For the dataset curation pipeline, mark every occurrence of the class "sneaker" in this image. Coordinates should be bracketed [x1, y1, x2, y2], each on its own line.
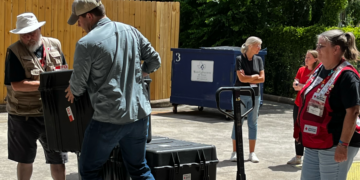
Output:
[249, 152, 259, 163]
[287, 156, 302, 165]
[230, 152, 237, 162]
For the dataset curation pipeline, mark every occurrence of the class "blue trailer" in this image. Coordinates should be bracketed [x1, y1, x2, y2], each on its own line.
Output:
[170, 46, 267, 116]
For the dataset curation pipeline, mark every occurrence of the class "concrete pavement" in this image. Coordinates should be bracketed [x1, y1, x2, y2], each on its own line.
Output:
[0, 100, 359, 180]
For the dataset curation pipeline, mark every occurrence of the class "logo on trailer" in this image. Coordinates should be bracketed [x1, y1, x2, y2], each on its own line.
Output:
[197, 62, 206, 70]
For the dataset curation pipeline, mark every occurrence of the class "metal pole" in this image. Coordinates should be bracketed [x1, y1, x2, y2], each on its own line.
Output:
[233, 92, 246, 180]
[215, 87, 254, 180]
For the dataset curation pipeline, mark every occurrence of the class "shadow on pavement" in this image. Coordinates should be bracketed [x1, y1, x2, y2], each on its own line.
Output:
[152, 100, 293, 124]
[258, 102, 292, 116]
[268, 164, 302, 172]
[217, 160, 237, 168]
[216, 159, 253, 168]
[66, 173, 80, 180]
[154, 107, 232, 124]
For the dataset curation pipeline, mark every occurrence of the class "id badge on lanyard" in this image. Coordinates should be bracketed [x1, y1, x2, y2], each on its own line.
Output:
[307, 92, 326, 117]
[305, 75, 325, 117]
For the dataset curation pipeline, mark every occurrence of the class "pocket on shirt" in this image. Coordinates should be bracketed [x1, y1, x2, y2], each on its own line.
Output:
[49, 51, 62, 65]
[21, 56, 41, 80]
[21, 56, 36, 69]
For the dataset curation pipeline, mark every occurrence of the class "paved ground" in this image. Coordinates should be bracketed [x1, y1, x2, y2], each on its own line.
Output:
[0, 100, 359, 180]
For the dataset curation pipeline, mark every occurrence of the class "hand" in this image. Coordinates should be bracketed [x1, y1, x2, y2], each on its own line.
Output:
[295, 137, 299, 142]
[65, 85, 74, 104]
[293, 81, 298, 86]
[142, 72, 149, 77]
[334, 145, 348, 162]
[293, 81, 298, 89]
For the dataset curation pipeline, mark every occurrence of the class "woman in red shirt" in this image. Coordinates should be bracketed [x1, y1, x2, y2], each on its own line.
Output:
[287, 50, 320, 165]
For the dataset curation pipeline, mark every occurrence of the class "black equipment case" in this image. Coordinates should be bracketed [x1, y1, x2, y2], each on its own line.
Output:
[39, 70, 93, 152]
[100, 136, 169, 180]
[39, 71, 153, 152]
[145, 138, 219, 180]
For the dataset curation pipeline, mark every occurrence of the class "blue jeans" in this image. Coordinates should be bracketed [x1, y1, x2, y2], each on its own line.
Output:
[301, 146, 359, 180]
[231, 95, 261, 140]
[79, 116, 154, 180]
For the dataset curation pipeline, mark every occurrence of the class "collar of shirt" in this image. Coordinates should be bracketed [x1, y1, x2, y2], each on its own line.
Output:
[91, 17, 111, 31]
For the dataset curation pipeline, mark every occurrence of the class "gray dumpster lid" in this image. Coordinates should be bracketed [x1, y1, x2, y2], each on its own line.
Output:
[200, 46, 267, 53]
[200, 46, 242, 51]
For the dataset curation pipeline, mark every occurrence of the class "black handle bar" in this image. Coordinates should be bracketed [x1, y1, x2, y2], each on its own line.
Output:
[215, 87, 255, 120]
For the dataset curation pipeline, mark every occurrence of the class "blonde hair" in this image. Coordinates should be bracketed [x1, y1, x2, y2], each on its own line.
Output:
[306, 50, 320, 76]
[240, 36, 262, 54]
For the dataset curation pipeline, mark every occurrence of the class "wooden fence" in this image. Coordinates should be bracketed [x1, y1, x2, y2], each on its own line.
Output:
[0, 0, 180, 104]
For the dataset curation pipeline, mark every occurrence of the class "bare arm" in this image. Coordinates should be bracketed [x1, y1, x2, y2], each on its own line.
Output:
[249, 70, 265, 84]
[237, 70, 259, 83]
[334, 105, 359, 162]
[11, 80, 40, 92]
[340, 105, 359, 143]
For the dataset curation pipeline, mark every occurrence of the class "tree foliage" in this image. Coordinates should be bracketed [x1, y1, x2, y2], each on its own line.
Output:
[176, 0, 355, 97]
[342, 0, 360, 26]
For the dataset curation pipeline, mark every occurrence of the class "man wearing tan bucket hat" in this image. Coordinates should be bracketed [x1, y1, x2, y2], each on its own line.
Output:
[4, 12, 68, 180]
[65, 0, 161, 179]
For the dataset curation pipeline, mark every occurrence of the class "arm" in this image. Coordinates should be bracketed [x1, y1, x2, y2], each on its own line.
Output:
[5, 50, 39, 92]
[12, 80, 40, 92]
[335, 105, 359, 162]
[66, 42, 91, 103]
[341, 106, 359, 143]
[243, 56, 265, 84]
[249, 70, 265, 84]
[236, 70, 259, 83]
[293, 68, 304, 91]
[334, 71, 360, 162]
[137, 29, 161, 76]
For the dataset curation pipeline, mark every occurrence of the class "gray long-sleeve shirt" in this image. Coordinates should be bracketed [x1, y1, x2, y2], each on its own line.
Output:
[70, 17, 161, 125]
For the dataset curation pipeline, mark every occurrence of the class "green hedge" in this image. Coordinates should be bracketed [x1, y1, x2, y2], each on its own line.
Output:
[262, 26, 360, 98]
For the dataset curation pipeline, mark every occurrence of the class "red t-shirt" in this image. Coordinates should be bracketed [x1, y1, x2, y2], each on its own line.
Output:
[294, 66, 312, 106]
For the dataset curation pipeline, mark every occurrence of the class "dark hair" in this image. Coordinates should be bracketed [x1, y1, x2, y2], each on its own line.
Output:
[318, 29, 359, 61]
[80, 4, 106, 18]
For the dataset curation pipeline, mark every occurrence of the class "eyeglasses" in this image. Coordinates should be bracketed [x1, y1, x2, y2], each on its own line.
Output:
[316, 44, 326, 50]
[20, 30, 38, 39]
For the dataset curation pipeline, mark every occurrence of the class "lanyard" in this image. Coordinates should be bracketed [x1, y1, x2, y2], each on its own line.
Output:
[39, 45, 46, 67]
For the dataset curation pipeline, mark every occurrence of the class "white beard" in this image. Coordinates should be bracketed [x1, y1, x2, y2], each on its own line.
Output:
[26, 35, 42, 52]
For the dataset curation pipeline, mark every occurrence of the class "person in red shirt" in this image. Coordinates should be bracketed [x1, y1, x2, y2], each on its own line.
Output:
[287, 50, 320, 165]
